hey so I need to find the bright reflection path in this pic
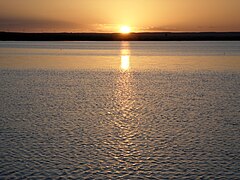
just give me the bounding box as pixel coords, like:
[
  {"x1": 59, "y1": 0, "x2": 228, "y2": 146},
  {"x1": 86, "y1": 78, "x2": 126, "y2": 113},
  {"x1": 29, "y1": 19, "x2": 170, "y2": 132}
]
[
  {"x1": 121, "y1": 55, "x2": 130, "y2": 71},
  {"x1": 120, "y1": 42, "x2": 131, "y2": 71},
  {"x1": 108, "y1": 41, "x2": 142, "y2": 168}
]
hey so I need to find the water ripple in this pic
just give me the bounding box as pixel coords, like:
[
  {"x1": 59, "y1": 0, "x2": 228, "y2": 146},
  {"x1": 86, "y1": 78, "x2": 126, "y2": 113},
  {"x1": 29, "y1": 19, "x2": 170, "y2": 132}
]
[{"x1": 1, "y1": 69, "x2": 240, "y2": 179}]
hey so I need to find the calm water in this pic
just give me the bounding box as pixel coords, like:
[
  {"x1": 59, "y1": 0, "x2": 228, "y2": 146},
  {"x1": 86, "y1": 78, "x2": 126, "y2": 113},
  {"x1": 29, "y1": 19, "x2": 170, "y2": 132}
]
[{"x1": 1, "y1": 41, "x2": 240, "y2": 179}]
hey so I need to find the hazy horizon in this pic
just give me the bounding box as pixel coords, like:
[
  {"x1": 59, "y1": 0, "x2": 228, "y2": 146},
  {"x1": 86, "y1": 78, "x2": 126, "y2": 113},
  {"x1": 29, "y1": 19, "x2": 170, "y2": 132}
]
[{"x1": 0, "y1": 0, "x2": 240, "y2": 33}]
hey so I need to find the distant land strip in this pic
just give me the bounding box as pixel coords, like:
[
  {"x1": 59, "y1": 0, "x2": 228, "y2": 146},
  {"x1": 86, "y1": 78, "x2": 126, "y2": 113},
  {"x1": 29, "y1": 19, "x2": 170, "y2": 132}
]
[{"x1": 0, "y1": 32, "x2": 240, "y2": 41}]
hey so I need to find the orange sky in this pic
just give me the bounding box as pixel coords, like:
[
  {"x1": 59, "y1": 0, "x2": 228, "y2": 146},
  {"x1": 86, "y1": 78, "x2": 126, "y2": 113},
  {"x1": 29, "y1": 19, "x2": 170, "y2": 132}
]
[{"x1": 0, "y1": 0, "x2": 240, "y2": 32}]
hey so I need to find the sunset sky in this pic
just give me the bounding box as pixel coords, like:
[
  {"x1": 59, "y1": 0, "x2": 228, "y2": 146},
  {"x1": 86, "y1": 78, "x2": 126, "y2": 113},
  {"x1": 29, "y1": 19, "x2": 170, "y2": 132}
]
[{"x1": 0, "y1": 0, "x2": 240, "y2": 32}]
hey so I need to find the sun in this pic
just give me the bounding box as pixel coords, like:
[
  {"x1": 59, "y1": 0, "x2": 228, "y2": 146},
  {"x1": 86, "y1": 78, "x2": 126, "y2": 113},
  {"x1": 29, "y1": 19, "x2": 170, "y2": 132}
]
[{"x1": 120, "y1": 26, "x2": 131, "y2": 34}]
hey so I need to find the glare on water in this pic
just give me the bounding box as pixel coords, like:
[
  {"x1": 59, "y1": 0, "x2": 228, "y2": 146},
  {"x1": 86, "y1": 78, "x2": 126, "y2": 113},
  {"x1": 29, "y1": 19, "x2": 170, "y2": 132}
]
[
  {"x1": 120, "y1": 42, "x2": 131, "y2": 71},
  {"x1": 121, "y1": 55, "x2": 130, "y2": 71},
  {"x1": 0, "y1": 41, "x2": 240, "y2": 71}
]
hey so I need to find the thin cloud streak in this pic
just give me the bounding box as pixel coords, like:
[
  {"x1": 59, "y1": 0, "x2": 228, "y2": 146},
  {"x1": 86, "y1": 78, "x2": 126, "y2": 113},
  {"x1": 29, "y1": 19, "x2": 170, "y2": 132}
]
[{"x1": 0, "y1": 17, "x2": 81, "y2": 32}]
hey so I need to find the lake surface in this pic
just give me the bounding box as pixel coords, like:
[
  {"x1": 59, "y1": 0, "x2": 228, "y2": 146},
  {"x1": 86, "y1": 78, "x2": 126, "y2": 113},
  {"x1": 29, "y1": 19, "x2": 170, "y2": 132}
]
[{"x1": 1, "y1": 41, "x2": 240, "y2": 179}]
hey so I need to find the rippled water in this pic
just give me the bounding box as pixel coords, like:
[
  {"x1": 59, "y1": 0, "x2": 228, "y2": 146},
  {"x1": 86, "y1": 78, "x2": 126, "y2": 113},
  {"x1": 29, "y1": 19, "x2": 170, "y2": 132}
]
[{"x1": 1, "y1": 41, "x2": 240, "y2": 179}]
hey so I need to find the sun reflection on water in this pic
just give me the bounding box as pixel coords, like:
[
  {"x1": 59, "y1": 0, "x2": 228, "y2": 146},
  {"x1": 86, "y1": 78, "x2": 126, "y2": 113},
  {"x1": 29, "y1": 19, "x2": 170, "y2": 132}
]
[
  {"x1": 121, "y1": 55, "x2": 130, "y2": 71},
  {"x1": 107, "y1": 41, "x2": 143, "y2": 169},
  {"x1": 120, "y1": 42, "x2": 131, "y2": 71}
]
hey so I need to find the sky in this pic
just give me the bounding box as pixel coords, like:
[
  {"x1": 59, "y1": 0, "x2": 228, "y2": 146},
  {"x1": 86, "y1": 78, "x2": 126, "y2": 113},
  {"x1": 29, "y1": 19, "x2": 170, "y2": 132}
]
[{"x1": 0, "y1": 0, "x2": 240, "y2": 32}]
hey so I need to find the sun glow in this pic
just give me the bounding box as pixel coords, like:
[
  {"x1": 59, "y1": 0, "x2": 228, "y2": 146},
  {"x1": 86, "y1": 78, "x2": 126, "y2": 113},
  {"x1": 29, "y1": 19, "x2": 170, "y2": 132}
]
[{"x1": 120, "y1": 26, "x2": 131, "y2": 34}]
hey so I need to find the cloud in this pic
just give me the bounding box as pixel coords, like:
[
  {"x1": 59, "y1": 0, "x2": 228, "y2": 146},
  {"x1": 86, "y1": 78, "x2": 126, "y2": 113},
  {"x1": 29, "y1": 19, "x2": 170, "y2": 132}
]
[
  {"x1": 143, "y1": 26, "x2": 178, "y2": 32},
  {"x1": 0, "y1": 17, "x2": 79, "y2": 32},
  {"x1": 145, "y1": 23, "x2": 240, "y2": 32}
]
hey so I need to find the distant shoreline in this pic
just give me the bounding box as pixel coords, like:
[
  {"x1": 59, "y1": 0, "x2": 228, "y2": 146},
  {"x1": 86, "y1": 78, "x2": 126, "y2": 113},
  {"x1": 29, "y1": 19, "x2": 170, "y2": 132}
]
[{"x1": 1, "y1": 32, "x2": 240, "y2": 41}]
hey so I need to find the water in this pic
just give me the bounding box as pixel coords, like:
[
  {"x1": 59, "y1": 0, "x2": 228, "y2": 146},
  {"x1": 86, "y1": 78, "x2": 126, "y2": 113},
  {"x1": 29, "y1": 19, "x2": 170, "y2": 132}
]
[{"x1": 1, "y1": 41, "x2": 240, "y2": 179}]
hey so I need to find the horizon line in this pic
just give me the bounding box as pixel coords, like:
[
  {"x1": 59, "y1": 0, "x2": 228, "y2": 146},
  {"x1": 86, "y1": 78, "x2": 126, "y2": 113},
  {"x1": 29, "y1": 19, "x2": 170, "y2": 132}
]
[{"x1": 1, "y1": 31, "x2": 240, "y2": 34}]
